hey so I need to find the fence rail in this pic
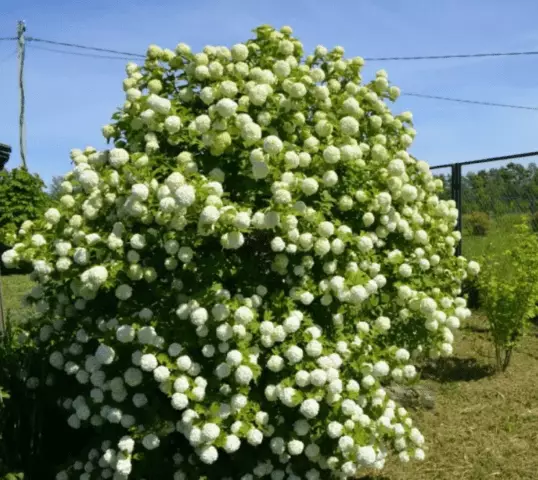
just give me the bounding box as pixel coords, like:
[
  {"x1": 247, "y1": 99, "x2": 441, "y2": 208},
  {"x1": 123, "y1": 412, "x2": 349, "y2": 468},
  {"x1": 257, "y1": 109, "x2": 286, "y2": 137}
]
[{"x1": 430, "y1": 151, "x2": 538, "y2": 258}]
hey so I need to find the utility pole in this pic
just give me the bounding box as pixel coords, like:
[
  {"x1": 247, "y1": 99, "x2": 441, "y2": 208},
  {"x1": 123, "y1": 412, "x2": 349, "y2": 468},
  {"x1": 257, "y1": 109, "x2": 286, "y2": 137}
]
[{"x1": 17, "y1": 20, "x2": 27, "y2": 169}]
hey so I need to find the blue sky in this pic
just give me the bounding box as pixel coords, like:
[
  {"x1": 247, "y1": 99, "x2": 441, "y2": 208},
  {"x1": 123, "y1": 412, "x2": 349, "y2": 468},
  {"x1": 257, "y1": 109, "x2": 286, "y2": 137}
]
[{"x1": 1, "y1": 0, "x2": 537, "y2": 186}]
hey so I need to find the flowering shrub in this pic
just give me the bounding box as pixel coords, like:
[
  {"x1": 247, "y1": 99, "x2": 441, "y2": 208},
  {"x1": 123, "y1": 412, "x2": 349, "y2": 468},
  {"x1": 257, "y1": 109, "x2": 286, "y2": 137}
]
[{"x1": 2, "y1": 25, "x2": 479, "y2": 479}]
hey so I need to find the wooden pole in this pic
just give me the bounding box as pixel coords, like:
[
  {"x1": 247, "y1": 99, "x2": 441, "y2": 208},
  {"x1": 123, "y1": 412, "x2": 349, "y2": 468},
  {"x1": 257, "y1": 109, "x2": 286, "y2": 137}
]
[{"x1": 17, "y1": 20, "x2": 27, "y2": 169}]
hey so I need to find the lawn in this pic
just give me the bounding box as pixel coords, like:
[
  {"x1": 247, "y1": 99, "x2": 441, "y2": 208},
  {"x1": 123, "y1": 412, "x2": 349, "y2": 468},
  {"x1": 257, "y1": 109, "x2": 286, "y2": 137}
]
[
  {"x1": 371, "y1": 316, "x2": 538, "y2": 480},
  {"x1": 0, "y1": 273, "x2": 34, "y2": 324},
  {"x1": 462, "y1": 213, "x2": 526, "y2": 261}
]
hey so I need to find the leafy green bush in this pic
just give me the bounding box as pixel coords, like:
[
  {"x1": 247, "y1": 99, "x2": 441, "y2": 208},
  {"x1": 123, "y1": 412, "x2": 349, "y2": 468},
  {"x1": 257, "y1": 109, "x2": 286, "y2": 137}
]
[
  {"x1": 0, "y1": 314, "x2": 88, "y2": 478},
  {"x1": 478, "y1": 224, "x2": 538, "y2": 372},
  {"x1": 529, "y1": 211, "x2": 538, "y2": 232},
  {"x1": 463, "y1": 211, "x2": 490, "y2": 236},
  {"x1": 0, "y1": 168, "x2": 49, "y2": 247},
  {"x1": 2, "y1": 25, "x2": 478, "y2": 478}
]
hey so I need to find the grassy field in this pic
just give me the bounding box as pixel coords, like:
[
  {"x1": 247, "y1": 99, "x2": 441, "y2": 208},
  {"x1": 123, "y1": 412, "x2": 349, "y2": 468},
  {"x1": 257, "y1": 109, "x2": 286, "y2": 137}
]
[
  {"x1": 372, "y1": 316, "x2": 538, "y2": 480},
  {"x1": 1, "y1": 274, "x2": 537, "y2": 479},
  {"x1": 0, "y1": 273, "x2": 34, "y2": 323},
  {"x1": 462, "y1": 213, "x2": 526, "y2": 261}
]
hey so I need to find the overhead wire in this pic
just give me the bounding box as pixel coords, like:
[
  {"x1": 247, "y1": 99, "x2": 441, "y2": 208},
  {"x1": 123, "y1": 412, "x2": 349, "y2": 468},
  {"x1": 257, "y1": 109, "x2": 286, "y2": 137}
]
[
  {"x1": 17, "y1": 35, "x2": 538, "y2": 112},
  {"x1": 365, "y1": 50, "x2": 538, "y2": 61},
  {"x1": 402, "y1": 92, "x2": 538, "y2": 111},
  {"x1": 0, "y1": 48, "x2": 17, "y2": 64},
  {"x1": 27, "y1": 35, "x2": 538, "y2": 63},
  {"x1": 26, "y1": 36, "x2": 146, "y2": 59},
  {"x1": 27, "y1": 44, "x2": 139, "y2": 61}
]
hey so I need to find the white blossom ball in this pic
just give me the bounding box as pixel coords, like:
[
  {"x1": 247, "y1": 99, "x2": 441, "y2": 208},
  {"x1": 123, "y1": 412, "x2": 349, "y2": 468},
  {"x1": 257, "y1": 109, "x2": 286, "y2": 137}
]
[
  {"x1": 140, "y1": 354, "x2": 158, "y2": 372},
  {"x1": 142, "y1": 433, "x2": 160, "y2": 451},
  {"x1": 300, "y1": 399, "x2": 320, "y2": 419}
]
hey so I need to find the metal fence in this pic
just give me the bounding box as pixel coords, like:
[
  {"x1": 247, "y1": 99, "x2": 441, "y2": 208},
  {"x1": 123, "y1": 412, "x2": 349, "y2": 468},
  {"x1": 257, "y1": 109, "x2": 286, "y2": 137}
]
[{"x1": 430, "y1": 151, "x2": 538, "y2": 258}]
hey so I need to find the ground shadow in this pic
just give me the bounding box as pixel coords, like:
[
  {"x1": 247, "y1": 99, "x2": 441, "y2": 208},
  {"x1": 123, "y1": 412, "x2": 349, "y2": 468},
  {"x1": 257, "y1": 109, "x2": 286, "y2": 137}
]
[
  {"x1": 463, "y1": 325, "x2": 490, "y2": 334},
  {"x1": 421, "y1": 356, "x2": 495, "y2": 382}
]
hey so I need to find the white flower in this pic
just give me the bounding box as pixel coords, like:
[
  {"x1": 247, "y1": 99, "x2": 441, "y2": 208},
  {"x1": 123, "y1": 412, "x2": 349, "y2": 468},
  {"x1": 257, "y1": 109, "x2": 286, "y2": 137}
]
[
  {"x1": 267, "y1": 355, "x2": 284, "y2": 372},
  {"x1": 403, "y1": 365, "x2": 417, "y2": 379},
  {"x1": 323, "y1": 146, "x2": 341, "y2": 164},
  {"x1": 288, "y1": 439, "x2": 304, "y2": 455},
  {"x1": 147, "y1": 94, "x2": 171, "y2": 114},
  {"x1": 124, "y1": 367, "x2": 143, "y2": 387},
  {"x1": 95, "y1": 344, "x2": 115, "y2": 365},
  {"x1": 357, "y1": 445, "x2": 377, "y2": 466},
  {"x1": 231, "y1": 43, "x2": 249, "y2": 61},
  {"x1": 201, "y1": 423, "x2": 221, "y2": 442},
  {"x1": 142, "y1": 433, "x2": 160, "y2": 450},
  {"x1": 175, "y1": 185, "x2": 196, "y2": 207},
  {"x1": 178, "y1": 246, "x2": 194, "y2": 263},
  {"x1": 224, "y1": 435, "x2": 241, "y2": 453},
  {"x1": 165, "y1": 115, "x2": 182, "y2": 133},
  {"x1": 216, "y1": 98, "x2": 238, "y2": 118},
  {"x1": 153, "y1": 365, "x2": 171, "y2": 382},
  {"x1": 109, "y1": 148, "x2": 130, "y2": 168},
  {"x1": 467, "y1": 261, "x2": 480, "y2": 275},
  {"x1": 45, "y1": 208, "x2": 61, "y2": 224},
  {"x1": 300, "y1": 399, "x2": 320, "y2": 419},
  {"x1": 221, "y1": 231, "x2": 245, "y2": 249},
  {"x1": 263, "y1": 135, "x2": 283, "y2": 155},
  {"x1": 79, "y1": 170, "x2": 99, "y2": 191},
  {"x1": 31, "y1": 234, "x2": 47, "y2": 247},
  {"x1": 340, "y1": 116, "x2": 359, "y2": 136},
  {"x1": 395, "y1": 348, "x2": 410, "y2": 362},
  {"x1": 285, "y1": 346, "x2": 304, "y2": 364},
  {"x1": 234, "y1": 306, "x2": 254, "y2": 324},
  {"x1": 235, "y1": 365, "x2": 254, "y2": 385},
  {"x1": 247, "y1": 428, "x2": 263, "y2": 446},
  {"x1": 140, "y1": 354, "x2": 158, "y2": 372},
  {"x1": 375, "y1": 316, "x2": 391, "y2": 331},
  {"x1": 373, "y1": 361, "x2": 390, "y2": 377},
  {"x1": 199, "y1": 445, "x2": 218, "y2": 464},
  {"x1": 322, "y1": 170, "x2": 338, "y2": 187},
  {"x1": 115, "y1": 284, "x2": 133, "y2": 301},
  {"x1": 176, "y1": 355, "x2": 192, "y2": 371},
  {"x1": 171, "y1": 393, "x2": 189, "y2": 410}
]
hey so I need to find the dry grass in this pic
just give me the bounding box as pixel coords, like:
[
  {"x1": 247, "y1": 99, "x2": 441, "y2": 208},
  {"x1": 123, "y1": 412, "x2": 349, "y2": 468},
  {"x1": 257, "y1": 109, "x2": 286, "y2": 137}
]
[{"x1": 363, "y1": 316, "x2": 538, "y2": 480}]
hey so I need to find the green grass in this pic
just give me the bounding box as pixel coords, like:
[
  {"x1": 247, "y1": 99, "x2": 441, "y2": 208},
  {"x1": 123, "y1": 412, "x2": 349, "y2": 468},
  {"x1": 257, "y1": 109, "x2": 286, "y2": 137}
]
[
  {"x1": 0, "y1": 274, "x2": 34, "y2": 323},
  {"x1": 463, "y1": 213, "x2": 527, "y2": 262}
]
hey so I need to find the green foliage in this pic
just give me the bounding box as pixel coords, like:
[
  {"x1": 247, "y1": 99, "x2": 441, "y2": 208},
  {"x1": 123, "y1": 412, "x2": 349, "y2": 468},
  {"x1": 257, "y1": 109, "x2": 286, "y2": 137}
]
[
  {"x1": 463, "y1": 211, "x2": 490, "y2": 236},
  {"x1": 529, "y1": 211, "x2": 538, "y2": 232},
  {"x1": 478, "y1": 223, "x2": 538, "y2": 371},
  {"x1": 48, "y1": 176, "x2": 64, "y2": 203},
  {"x1": 0, "y1": 314, "x2": 88, "y2": 478},
  {"x1": 0, "y1": 169, "x2": 49, "y2": 246},
  {"x1": 462, "y1": 162, "x2": 538, "y2": 216}
]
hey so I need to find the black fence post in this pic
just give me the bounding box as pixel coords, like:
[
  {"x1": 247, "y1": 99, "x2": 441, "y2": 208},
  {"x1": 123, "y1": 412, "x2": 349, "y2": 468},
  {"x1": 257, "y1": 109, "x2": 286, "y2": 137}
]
[{"x1": 451, "y1": 163, "x2": 463, "y2": 256}]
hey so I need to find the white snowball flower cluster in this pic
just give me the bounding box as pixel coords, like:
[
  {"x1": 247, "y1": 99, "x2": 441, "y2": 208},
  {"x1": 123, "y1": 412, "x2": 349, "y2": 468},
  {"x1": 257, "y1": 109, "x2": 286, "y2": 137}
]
[{"x1": 2, "y1": 24, "x2": 477, "y2": 479}]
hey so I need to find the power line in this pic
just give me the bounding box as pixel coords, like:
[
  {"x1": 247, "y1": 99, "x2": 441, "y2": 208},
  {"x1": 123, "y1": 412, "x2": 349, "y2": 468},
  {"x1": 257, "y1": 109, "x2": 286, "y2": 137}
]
[
  {"x1": 365, "y1": 50, "x2": 538, "y2": 61},
  {"x1": 0, "y1": 37, "x2": 16, "y2": 41},
  {"x1": 18, "y1": 35, "x2": 538, "y2": 112},
  {"x1": 26, "y1": 36, "x2": 145, "y2": 59},
  {"x1": 28, "y1": 44, "x2": 138, "y2": 61},
  {"x1": 0, "y1": 48, "x2": 17, "y2": 64},
  {"x1": 402, "y1": 92, "x2": 538, "y2": 111},
  {"x1": 26, "y1": 35, "x2": 538, "y2": 63}
]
